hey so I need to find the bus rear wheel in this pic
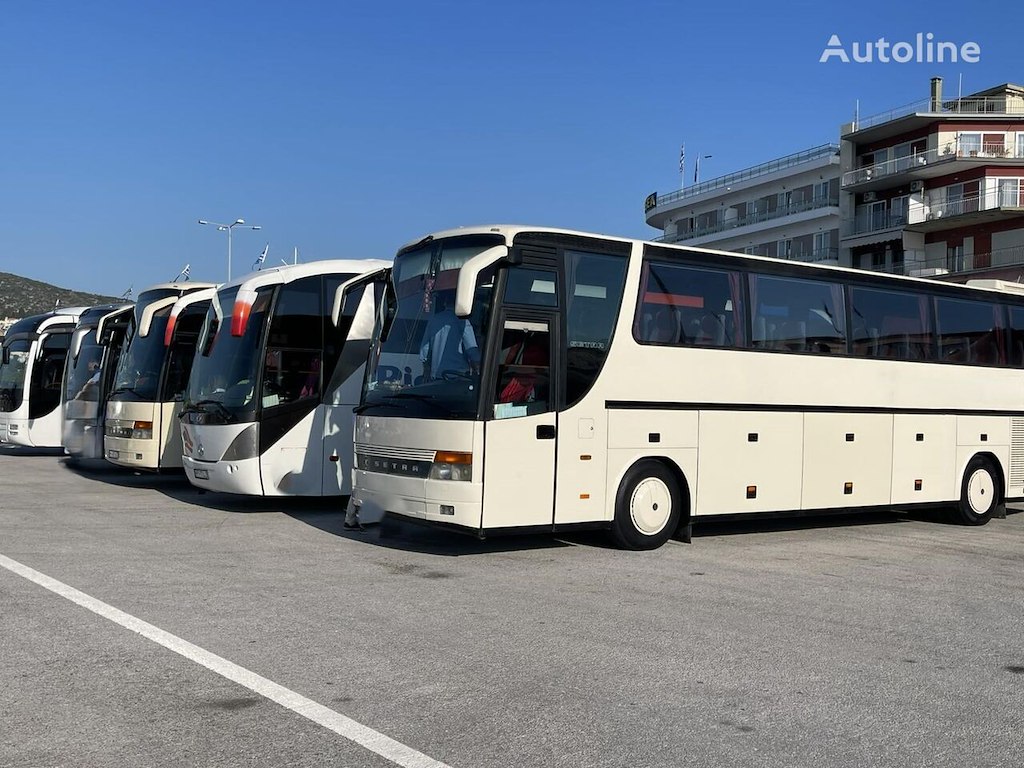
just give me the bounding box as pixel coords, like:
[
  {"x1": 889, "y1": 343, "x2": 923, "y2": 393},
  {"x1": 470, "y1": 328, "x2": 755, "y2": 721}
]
[
  {"x1": 956, "y1": 456, "x2": 1000, "y2": 526},
  {"x1": 611, "y1": 460, "x2": 682, "y2": 550}
]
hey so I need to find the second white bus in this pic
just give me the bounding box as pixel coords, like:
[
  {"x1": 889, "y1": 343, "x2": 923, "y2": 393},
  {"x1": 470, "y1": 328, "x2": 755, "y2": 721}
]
[{"x1": 179, "y1": 259, "x2": 388, "y2": 496}]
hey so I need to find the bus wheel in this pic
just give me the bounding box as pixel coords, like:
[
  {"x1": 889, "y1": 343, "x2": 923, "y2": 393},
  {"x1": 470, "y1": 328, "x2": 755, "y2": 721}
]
[
  {"x1": 956, "y1": 456, "x2": 1000, "y2": 526},
  {"x1": 611, "y1": 460, "x2": 682, "y2": 550}
]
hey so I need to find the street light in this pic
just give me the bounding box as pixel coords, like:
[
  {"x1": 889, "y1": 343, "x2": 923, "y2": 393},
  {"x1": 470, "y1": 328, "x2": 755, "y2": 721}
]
[{"x1": 198, "y1": 218, "x2": 262, "y2": 281}]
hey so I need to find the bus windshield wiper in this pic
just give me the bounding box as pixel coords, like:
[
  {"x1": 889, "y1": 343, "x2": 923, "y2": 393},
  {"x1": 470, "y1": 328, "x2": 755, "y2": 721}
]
[{"x1": 194, "y1": 399, "x2": 237, "y2": 423}]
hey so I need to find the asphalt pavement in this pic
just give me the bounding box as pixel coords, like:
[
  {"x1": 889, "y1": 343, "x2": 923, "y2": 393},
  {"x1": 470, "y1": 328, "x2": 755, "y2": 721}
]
[{"x1": 1, "y1": 444, "x2": 1022, "y2": 768}]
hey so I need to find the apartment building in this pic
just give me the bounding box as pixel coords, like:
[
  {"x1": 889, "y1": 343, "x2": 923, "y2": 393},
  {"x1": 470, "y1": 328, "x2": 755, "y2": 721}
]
[
  {"x1": 644, "y1": 144, "x2": 842, "y2": 265},
  {"x1": 840, "y1": 78, "x2": 1024, "y2": 280}
]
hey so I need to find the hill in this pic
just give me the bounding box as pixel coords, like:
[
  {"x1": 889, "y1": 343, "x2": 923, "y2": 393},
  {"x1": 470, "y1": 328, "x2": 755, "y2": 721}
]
[{"x1": 0, "y1": 272, "x2": 121, "y2": 321}]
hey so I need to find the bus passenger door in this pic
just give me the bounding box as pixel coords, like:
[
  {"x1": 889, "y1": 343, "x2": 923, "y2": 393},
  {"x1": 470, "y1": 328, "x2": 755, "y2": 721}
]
[{"x1": 481, "y1": 315, "x2": 558, "y2": 530}]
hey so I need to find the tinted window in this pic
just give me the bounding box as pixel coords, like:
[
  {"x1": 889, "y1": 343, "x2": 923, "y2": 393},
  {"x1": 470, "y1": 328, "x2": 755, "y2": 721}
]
[
  {"x1": 635, "y1": 262, "x2": 742, "y2": 348},
  {"x1": 750, "y1": 274, "x2": 846, "y2": 354},
  {"x1": 934, "y1": 297, "x2": 1004, "y2": 365},
  {"x1": 263, "y1": 277, "x2": 323, "y2": 406},
  {"x1": 1009, "y1": 307, "x2": 1024, "y2": 366},
  {"x1": 565, "y1": 250, "x2": 628, "y2": 407},
  {"x1": 850, "y1": 287, "x2": 934, "y2": 360},
  {"x1": 504, "y1": 267, "x2": 558, "y2": 307}
]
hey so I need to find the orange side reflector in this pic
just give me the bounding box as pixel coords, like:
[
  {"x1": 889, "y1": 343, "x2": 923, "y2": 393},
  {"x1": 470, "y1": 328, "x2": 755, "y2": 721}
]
[
  {"x1": 434, "y1": 451, "x2": 472, "y2": 464},
  {"x1": 746, "y1": 486, "x2": 757, "y2": 499},
  {"x1": 580, "y1": 454, "x2": 592, "y2": 461},
  {"x1": 580, "y1": 493, "x2": 590, "y2": 500},
  {"x1": 914, "y1": 479, "x2": 923, "y2": 491}
]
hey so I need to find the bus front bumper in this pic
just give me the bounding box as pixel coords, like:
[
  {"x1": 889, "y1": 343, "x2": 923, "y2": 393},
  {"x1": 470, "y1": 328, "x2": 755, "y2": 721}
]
[
  {"x1": 183, "y1": 456, "x2": 263, "y2": 495},
  {"x1": 352, "y1": 469, "x2": 482, "y2": 529},
  {"x1": 104, "y1": 436, "x2": 160, "y2": 469}
]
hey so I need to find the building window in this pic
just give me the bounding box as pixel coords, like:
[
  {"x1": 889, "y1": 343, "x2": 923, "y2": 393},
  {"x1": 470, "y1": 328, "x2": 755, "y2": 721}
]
[
  {"x1": 1018, "y1": 133, "x2": 1024, "y2": 159},
  {"x1": 998, "y1": 178, "x2": 1023, "y2": 207},
  {"x1": 959, "y1": 133, "x2": 982, "y2": 156}
]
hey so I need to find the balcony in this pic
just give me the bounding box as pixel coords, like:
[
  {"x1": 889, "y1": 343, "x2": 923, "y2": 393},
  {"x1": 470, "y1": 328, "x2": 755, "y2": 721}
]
[
  {"x1": 844, "y1": 189, "x2": 1024, "y2": 240},
  {"x1": 872, "y1": 244, "x2": 1024, "y2": 277},
  {"x1": 842, "y1": 143, "x2": 1024, "y2": 190},
  {"x1": 663, "y1": 196, "x2": 839, "y2": 243}
]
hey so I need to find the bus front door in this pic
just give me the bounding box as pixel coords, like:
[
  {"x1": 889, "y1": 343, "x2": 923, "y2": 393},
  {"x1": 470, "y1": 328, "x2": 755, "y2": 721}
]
[{"x1": 481, "y1": 315, "x2": 558, "y2": 530}]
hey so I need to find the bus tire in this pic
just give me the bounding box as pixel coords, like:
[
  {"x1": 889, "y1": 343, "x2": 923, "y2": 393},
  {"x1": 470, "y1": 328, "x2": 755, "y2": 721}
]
[
  {"x1": 611, "y1": 460, "x2": 682, "y2": 550},
  {"x1": 956, "y1": 455, "x2": 1000, "y2": 526}
]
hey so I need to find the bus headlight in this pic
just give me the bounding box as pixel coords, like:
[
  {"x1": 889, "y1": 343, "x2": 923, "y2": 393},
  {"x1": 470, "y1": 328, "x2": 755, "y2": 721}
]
[
  {"x1": 221, "y1": 424, "x2": 258, "y2": 461},
  {"x1": 429, "y1": 450, "x2": 473, "y2": 481},
  {"x1": 131, "y1": 421, "x2": 153, "y2": 440}
]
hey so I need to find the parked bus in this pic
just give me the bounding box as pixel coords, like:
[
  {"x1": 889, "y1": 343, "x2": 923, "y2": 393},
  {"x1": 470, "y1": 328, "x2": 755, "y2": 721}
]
[
  {"x1": 0, "y1": 307, "x2": 87, "y2": 448},
  {"x1": 62, "y1": 303, "x2": 134, "y2": 459},
  {"x1": 105, "y1": 283, "x2": 215, "y2": 469},
  {"x1": 348, "y1": 225, "x2": 1024, "y2": 548},
  {"x1": 179, "y1": 259, "x2": 389, "y2": 496}
]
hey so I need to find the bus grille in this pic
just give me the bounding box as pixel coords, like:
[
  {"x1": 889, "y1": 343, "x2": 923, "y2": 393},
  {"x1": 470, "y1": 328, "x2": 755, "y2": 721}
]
[
  {"x1": 1010, "y1": 418, "x2": 1024, "y2": 488},
  {"x1": 354, "y1": 443, "x2": 436, "y2": 462}
]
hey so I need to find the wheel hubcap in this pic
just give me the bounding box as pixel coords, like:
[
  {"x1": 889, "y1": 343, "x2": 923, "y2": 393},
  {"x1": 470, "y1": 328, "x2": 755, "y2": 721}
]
[
  {"x1": 967, "y1": 468, "x2": 995, "y2": 514},
  {"x1": 630, "y1": 477, "x2": 672, "y2": 535}
]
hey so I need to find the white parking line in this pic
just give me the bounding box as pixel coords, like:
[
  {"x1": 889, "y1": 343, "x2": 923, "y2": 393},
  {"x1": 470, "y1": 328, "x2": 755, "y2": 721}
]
[{"x1": 0, "y1": 553, "x2": 453, "y2": 768}]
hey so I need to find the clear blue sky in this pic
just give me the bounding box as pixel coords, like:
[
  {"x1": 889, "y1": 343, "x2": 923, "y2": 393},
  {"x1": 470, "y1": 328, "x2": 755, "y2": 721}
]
[{"x1": 0, "y1": 0, "x2": 1014, "y2": 296}]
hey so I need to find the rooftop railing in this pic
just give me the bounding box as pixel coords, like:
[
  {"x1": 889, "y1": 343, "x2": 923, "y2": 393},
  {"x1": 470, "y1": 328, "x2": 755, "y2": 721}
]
[
  {"x1": 851, "y1": 96, "x2": 1024, "y2": 132},
  {"x1": 647, "y1": 144, "x2": 840, "y2": 211}
]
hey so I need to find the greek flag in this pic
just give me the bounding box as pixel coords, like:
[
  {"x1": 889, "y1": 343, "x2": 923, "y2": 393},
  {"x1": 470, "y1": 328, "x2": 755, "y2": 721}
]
[
  {"x1": 255, "y1": 243, "x2": 269, "y2": 270},
  {"x1": 181, "y1": 263, "x2": 191, "y2": 280},
  {"x1": 679, "y1": 143, "x2": 685, "y2": 174}
]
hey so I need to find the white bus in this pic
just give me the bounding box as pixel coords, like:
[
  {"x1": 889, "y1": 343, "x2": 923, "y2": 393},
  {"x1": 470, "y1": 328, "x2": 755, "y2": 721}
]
[
  {"x1": 349, "y1": 225, "x2": 1024, "y2": 548},
  {"x1": 105, "y1": 283, "x2": 216, "y2": 470},
  {"x1": 179, "y1": 259, "x2": 389, "y2": 496},
  {"x1": 62, "y1": 303, "x2": 134, "y2": 459},
  {"x1": 0, "y1": 308, "x2": 87, "y2": 448}
]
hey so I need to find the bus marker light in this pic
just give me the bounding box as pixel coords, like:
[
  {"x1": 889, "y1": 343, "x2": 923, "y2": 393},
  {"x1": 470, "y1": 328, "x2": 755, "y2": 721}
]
[
  {"x1": 580, "y1": 493, "x2": 590, "y2": 500},
  {"x1": 746, "y1": 486, "x2": 756, "y2": 499},
  {"x1": 434, "y1": 451, "x2": 472, "y2": 464},
  {"x1": 915, "y1": 479, "x2": 923, "y2": 491},
  {"x1": 844, "y1": 482, "x2": 854, "y2": 494},
  {"x1": 580, "y1": 454, "x2": 592, "y2": 461}
]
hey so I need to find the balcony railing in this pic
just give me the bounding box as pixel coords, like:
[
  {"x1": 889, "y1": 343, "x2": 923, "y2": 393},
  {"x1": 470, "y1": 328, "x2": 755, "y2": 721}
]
[
  {"x1": 845, "y1": 189, "x2": 1024, "y2": 237},
  {"x1": 664, "y1": 196, "x2": 839, "y2": 243},
  {"x1": 646, "y1": 144, "x2": 840, "y2": 212},
  {"x1": 842, "y1": 142, "x2": 1024, "y2": 187},
  {"x1": 872, "y1": 244, "x2": 1024, "y2": 276},
  {"x1": 852, "y1": 96, "x2": 1024, "y2": 133}
]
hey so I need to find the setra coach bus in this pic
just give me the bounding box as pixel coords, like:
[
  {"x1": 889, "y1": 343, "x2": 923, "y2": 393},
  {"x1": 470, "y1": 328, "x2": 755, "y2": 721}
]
[
  {"x1": 105, "y1": 283, "x2": 215, "y2": 470},
  {"x1": 348, "y1": 225, "x2": 1024, "y2": 548}
]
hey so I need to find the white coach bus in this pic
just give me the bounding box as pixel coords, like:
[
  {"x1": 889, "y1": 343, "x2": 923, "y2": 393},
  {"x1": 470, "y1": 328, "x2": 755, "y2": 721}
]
[
  {"x1": 348, "y1": 225, "x2": 1024, "y2": 549},
  {"x1": 179, "y1": 259, "x2": 388, "y2": 496},
  {"x1": 62, "y1": 303, "x2": 134, "y2": 459},
  {"x1": 105, "y1": 283, "x2": 215, "y2": 469},
  {"x1": 0, "y1": 307, "x2": 86, "y2": 448}
]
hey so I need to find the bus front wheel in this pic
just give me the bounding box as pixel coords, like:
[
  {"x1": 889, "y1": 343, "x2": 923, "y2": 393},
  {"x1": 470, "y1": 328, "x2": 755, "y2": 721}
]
[
  {"x1": 956, "y1": 456, "x2": 1000, "y2": 526},
  {"x1": 611, "y1": 460, "x2": 682, "y2": 550}
]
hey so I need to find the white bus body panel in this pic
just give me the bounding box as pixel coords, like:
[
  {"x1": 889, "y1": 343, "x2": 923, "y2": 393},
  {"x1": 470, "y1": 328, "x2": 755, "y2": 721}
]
[
  {"x1": 63, "y1": 398, "x2": 104, "y2": 459},
  {"x1": 352, "y1": 416, "x2": 482, "y2": 528},
  {"x1": 182, "y1": 404, "x2": 360, "y2": 496},
  {"x1": 0, "y1": 409, "x2": 64, "y2": 448},
  {"x1": 105, "y1": 400, "x2": 183, "y2": 469}
]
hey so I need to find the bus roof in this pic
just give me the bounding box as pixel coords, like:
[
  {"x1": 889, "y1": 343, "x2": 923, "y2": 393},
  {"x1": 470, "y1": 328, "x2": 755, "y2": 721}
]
[
  {"x1": 399, "y1": 224, "x2": 1024, "y2": 301},
  {"x1": 217, "y1": 259, "x2": 392, "y2": 293},
  {"x1": 3, "y1": 307, "x2": 88, "y2": 340}
]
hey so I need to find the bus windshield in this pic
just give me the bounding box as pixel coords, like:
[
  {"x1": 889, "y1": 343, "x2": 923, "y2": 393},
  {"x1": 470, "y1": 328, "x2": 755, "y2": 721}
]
[
  {"x1": 361, "y1": 236, "x2": 500, "y2": 419},
  {"x1": 184, "y1": 286, "x2": 274, "y2": 421},
  {"x1": 0, "y1": 339, "x2": 31, "y2": 412},
  {"x1": 64, "y1": 331, "x2": 104, "y2": 403},
  {"x1": 111, "y1": 307, "x2": 172, "y2": 401}
]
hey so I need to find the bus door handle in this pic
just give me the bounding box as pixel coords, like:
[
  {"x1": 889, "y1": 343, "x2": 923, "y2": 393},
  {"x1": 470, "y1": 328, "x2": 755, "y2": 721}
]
[{"x1": 536, "y1": 424, "x2": 556, "y2": 440}]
